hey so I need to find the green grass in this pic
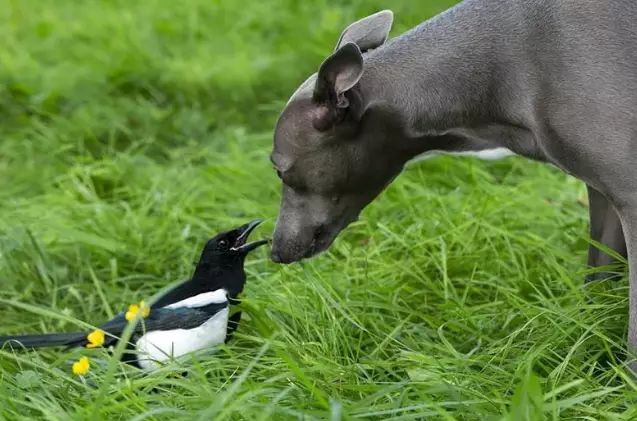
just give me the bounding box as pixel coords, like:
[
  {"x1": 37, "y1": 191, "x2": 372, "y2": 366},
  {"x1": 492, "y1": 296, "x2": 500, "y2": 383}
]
[{"x1": 0, "y1": 0, "x2": 635, "y2": 419}]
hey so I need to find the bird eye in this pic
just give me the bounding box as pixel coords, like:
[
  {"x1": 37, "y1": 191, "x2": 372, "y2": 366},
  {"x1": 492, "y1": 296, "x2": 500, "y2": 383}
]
[{"x1": 219, "y1": 240, "x2": 227, "y2": 247}]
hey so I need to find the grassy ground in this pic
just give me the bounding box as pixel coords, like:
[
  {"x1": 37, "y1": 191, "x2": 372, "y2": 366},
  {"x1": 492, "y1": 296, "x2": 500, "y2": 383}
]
[{"x1": 0, "y1": 0, "x2": 635, "y2": 419}]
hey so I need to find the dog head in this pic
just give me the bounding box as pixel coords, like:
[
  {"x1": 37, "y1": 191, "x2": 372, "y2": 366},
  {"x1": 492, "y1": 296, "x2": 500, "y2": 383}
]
[{"x1": 270, "y1": 10, "x2": 408, "y2": 264}]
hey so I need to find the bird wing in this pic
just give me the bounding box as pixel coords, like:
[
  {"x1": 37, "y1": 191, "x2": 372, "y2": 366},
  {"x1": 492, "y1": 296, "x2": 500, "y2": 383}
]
[{"x1": 65, "y1": 301, "x2": 229, "y2": 348}]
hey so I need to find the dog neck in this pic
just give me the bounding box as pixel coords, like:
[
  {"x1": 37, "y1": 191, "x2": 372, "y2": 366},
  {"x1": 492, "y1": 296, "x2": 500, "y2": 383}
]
[{"x1": 354, "y1": 1, "x2": 546, "y2": 163}]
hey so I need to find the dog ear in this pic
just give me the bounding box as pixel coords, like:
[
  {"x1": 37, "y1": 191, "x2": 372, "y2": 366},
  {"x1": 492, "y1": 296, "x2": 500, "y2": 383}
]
[
  {"x1": 334, "y1": 10, "x2": 394, "y2": 53},
  {"x1": 314, "y1": 42, "x2": 363, "y2": 110}
]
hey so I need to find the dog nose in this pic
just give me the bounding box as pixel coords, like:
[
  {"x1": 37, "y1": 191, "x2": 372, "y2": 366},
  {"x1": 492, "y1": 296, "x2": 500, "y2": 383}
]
[{"x1": 271, "y1": 249, "x2": 284, "y2": 263}]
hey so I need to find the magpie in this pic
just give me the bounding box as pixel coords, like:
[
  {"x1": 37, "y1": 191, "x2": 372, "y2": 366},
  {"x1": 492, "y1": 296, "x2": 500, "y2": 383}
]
[{"x1": 0, "y1": 219, "x2": 268, "y2": 371}]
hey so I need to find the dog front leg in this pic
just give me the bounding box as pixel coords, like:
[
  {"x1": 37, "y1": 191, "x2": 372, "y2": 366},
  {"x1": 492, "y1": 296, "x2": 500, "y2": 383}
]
[{"x1": 586, "y1": 185, "x2": 627, "y2": 283}]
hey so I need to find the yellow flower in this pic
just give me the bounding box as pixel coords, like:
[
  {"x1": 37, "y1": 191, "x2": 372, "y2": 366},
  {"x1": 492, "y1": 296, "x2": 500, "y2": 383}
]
[
  {"x1": 72, "y1": 356, "x2": 90, "y2": 375},
  {"x1": 125, "y1": 300, "x2": 151, "y2": 322},
  {"x1": 86, "y1": 329, "x2": 105, "y2": 349}
]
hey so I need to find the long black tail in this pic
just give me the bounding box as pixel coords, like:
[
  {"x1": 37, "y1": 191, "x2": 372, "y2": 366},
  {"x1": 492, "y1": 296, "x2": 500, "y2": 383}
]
[{"x1": 0, "y1": 332, "x2": 87, "y2": 350}]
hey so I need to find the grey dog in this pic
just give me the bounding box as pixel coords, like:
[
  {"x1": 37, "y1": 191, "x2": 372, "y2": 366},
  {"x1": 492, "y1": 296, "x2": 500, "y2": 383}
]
[{"x1": 269, "y1": 0, "x2": 637, "y2": 369}]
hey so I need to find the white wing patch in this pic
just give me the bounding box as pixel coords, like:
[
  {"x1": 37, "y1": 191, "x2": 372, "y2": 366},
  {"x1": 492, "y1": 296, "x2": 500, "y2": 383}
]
[
  {"x1": 163, "y1": 289, "x2": 228, "y2": 310},
  {"x1": 135, "y1": 307, "x2": 230, "y2": 371}
]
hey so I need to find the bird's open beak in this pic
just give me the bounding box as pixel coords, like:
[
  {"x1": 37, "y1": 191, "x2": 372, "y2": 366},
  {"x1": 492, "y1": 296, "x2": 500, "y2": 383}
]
[{"x1": 231, "y1": 219, "x2": 269, "y2": 253}]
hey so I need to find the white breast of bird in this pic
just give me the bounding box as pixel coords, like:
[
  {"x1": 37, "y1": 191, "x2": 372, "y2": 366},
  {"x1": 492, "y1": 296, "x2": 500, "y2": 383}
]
[{"x1": 134, "y1": 288, "x2": 230, "y2": 371}]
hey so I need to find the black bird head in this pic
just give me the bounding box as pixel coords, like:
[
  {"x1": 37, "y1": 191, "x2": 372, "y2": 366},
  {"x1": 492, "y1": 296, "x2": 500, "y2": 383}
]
[{"x1": 191, "y1": 219, "x2": 268, "y2": 298}]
